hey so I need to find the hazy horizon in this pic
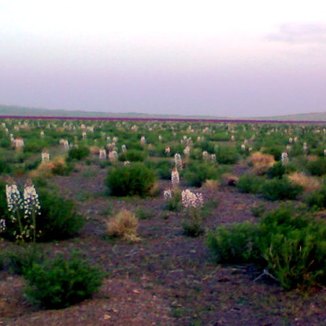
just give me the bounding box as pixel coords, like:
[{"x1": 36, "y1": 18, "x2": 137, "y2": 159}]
[{"x1": 1, "y1": 1, "x2": 326, "y2": 117}]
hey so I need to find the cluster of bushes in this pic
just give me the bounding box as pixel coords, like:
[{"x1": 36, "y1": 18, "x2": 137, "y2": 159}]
[
  {"x1": 106, "y1": 163, "x2": 156, "y2": 197},
  {"x1": 183, "y1": 162, "x2": 228, "y2": 187},
  {"x1": 68, "y1": 146, "x2": 90, "y2": 161},
  {"x1": 237, "y1": 174, "x2": 303, "y2": 200},
  {"x1": 0, "y1": 248, "x2": 104, "y2": 309},
  {"x1": 207, "y1": 207, "x2": 326, "y2": 289},
  {"x1": 0, "y1": 182, "x2": 84, "y2": 242}
]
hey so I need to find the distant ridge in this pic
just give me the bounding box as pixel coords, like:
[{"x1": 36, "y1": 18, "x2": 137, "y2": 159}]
[{"x1": 0, "y1": 104, "x2": 326, "y2": 121}]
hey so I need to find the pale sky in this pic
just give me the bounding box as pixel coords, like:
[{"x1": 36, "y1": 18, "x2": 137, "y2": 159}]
[{"x1": 0, "y1": 0, "x2": 326, "y2": 116}]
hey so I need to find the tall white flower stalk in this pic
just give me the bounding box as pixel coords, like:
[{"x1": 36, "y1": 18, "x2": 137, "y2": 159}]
[
  {"x1": 181, "y1": 189, "x2": 204, "y2": 235},
  {"x1": 23, "y1": 181, "x2": 41, "y2": 242},
  {"x1": 5, "y1": 181, "x2": 41, "y2": 243},
  {"x1": 171, "y1": 168, "x2": 180, "y2": 188},
  {"x1": 6, "y1": 182, "x2": 24, "y2": 241}
]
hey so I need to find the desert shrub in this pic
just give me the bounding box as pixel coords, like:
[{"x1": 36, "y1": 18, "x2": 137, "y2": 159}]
[
  {"x1": 259, "y1": 208, "x2": 326, "y2": 289},
  {"x1": 153, "y1": 160, "x2": 174, "y2": 180},
  {"x1": 266, "y1": 162, "x2": 286, "y2": 179},
  {"x1": 135, "y1": 207, "x2": 154, "y2": 220},
  {"x1": 37, "y1": 190, "x2": 85, "y2": 241},
  {"x1": 288, "y1": 172, "x2": 320, "y2": 192},
  {"x1": 207, "y1": 207, "x2": 326, "y2": 290},
  {"x1": 24, "y1": 253, "x2": 104, "y2": 309},
  {"x1": 207, "y1": 222, "x2": 261, "y2": 263},
  {"x1": 249, "y1": 152, "x2": 275, "y2": 175},
  {"x1": 251, "y1": 204, "x2": 266, "y2": 217},
  {"x1": 106, "y1": 209, "x2": 139, "y2": 242},
  {"x1": 106, "y1": 163, "x2": 155, "y2": 197},
  {"x1": 119, "y1": 150, "x2": 146, "y2": 162},
  {"x1": 237, "y1": 174, "x2": 263, "y2": 194},
  {"x1": 0, "y1": 159, "x2": 12, "y2": 174},
  {"x1": 0, "y1": 182, "x2": 7, "y2": 219},
  {"x1": 51, "y1": 157, "x2": 73, "y2": 175},
  {"x1": 202, "y1": 179, "x2": 219, "y2": 192},
  {"x1": 182, "y1": 218, "x2": 205, "y2": 237},
  {"x1": 215, "y1": 146, "x2": 239, "y2": 164},
  {"x1": 3, "y1": 185, "x2": 84, "y2": 242},
  {"x1": 68, "y1": 146, "x2": 90, "y2": 161},
  {"x1": 2, "y1": 245, "x2": 44, "y2": 275},
  {"x1": 164, "y1": 188, "x2": 182, "y2": 211},
  {"x1": 260, "y1": 178, "x2": 303, "y2": 201},
  {"x1": 262, "y1": 146, "x2": 283, "y2": 161},
  {"x1": 182, "y1": 207, "x2": 205, "y2": 237},
  {"x1": 306, "y1": 157, "x2": 326, "y2": 176},
  {"x1": 183, "y1": 162, "x2": 225, "y2": 187},
  {"x1": 306, "y1": 185, "x2": 326, "y2": 210}
]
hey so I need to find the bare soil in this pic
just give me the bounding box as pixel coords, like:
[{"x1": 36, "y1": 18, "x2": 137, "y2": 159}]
[{"x1": 1, "y1": 164, "x2": 325, "y2": 326}]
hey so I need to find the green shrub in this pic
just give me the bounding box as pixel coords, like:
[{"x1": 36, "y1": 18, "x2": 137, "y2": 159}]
[
  {"x1": 37, "y1": 190, "x2": 85, "y2": 241},
  {"x1": 306, "y1": 185, "x2": 326, "y2": 210},
  {"x1": 259, "y1": 208, "x2": 326, "y2": 289},
  {"x1": 3, "y1": 245, "x2": 44, "y2": 275},
  {"x1": 182, "y1": 215, "x2": 205, "y2": 237},
  {"x1": 215, "y1": 146, "x2": 239, "y2": 164},
  {"x1": 237, "y1": 174, "x2": 263, "y2": 194},
  {"x1": 306, "y1": 158, "x2": 326, "y2": 176},
  {"x1": 24, "y1": 253, "x2": 104, "y2": 309},
  {"x1": 262, "y1": 146, "x2": 283, "y2": 161},
  {"x1": 207, "y1": 207, "x2": 326, "y2": 290},
  {"x1": 164, "y1": 189, "x2": 182, "y2": 211},
  {"x1": 106, "y1": 163, "x2": 156, "y2": 197},
  {"x1": 0, "y1": 159, "x2": 11, "y2": 174},
  {"x1": 2, "y1": 188, "x2": 84, "y2": 242},
  {"x1": 68, "y1": 146, "x2": 90, "y2": 161},
  {"x1": 266, "y1": 162, "x2": 286, "y2": 179},
  {"x1": 119, "y1": 150, "x2": 146, "y2": 162},
  {"x1": 145, "y1": 160, "x2": 173, "y2": 180},
  {"x1": 207, "y1": 222, "x2": 261, "y2": 263},
  {"x1": 260, "y1": 178, "x2": 303, "y2": 201},
  {"x1": 251, "y1": 204, "x2": 266, "y2": 218},
  {"x1": 183, "y1": 163, "x2": 225, "y2": 187}
]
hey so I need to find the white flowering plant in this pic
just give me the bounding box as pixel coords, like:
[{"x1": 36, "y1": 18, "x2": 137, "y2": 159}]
[
  {"x1": 181, "y1": 189, "x2": 205, "y2": 237},
  {"x1": 4, "y1": 180, "x2": 41, "y2": 243}
]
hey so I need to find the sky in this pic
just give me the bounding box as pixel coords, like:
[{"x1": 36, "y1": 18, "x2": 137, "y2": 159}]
[{"x1": 0, "y1": 0, "x2": 326, "y2": 117}]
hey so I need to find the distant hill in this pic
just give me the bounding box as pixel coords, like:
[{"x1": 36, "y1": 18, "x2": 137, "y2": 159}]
[
  {"x1": 0, "y1": 105, "x2": 217, "y2": 120},
  {"x1": 253, "y1": 112, "x2": 326, "y2": 121},
  {"x1": 0, "y1": 104, "x2": 325, "y2": 121}
]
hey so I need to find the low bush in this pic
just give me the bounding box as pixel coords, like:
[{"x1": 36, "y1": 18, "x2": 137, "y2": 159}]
[
  {"x1": 37, "y1": 189, "x2": 85, "y2": 241},
  {"x1": 215, "y1": 146, "x2": 239, "y2": 164},
  {"x1": 164, "y1": 188, "x2": 182, "y2": 211},
  {"x1": 106, "y1": 163, "x2": 156, "y2": 197},
  {"x1": 106, "y1": 209, "x2": 140, "y2": 242},
  {"x1": 207, "y1": 222, "x2": 261, "y2": 263},
  {"x1": 182, "y1": 218, "x2": 205, "y2": 237},
  {"x1": 207, "y1": 207, "x2": 326, "y2": 290},
  {"x1": 259, "y1": 208, "x2": 326, "y2": 290},
  {"x1": 306, "y1": 185, "x2": 326, "y2": 210},
  {"x1": 2, "y1": 186, "x2": 84, "y2": 242},
  {"x1": 288, "y1": 172, "x2": 320, "y2": 192},
  {"x1": 2, "y1": 245, "x2": 44, "y2": 275},
  {"x1": 249, "y1": 152, "x2": 275, "y2": 175},
  {"x1": 24, "y1": 253, "x2": 104, "y2": 309},
  {"x1": 0, "y1": 159, "x2": 12, "y2": 175},
  {"x1": 266, "y1": 162, "x2": 286, "y2": 179},
  {"x1": 306, "y1": 157, "x2": 326, "y2": 176},
  {"x1": 68, "y1": 146, "x2": 90, "y2": 161},
  {"x1": 237, "y1": 174, "x2": 263, "y2": 194},
  {"x1": 183, "y1": 162, "x2": 224, "y2": 187},
  {"x1": 119, "y1": 150, "x2": 146, "y2": 162},
  {"x1": 260, "y1": 177, "x2": 303, "y2": 201}
]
